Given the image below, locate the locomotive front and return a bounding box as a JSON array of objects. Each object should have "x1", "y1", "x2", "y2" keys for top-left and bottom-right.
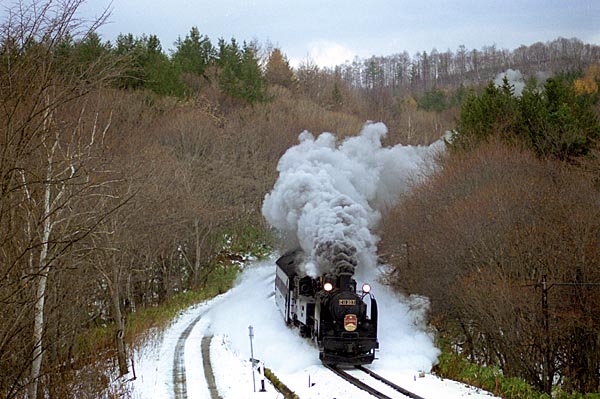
[
  {"x1": 274, "y1": 248, "x2": 379, "y2": 365},
  {"x1": 316, "y1": 272, "x2": 379, "y2": 365}
]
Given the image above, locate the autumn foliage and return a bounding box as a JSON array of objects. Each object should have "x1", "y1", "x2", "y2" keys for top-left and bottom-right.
[{"x1": 380, "y1": 142, "x2": 600, "y2": 393}]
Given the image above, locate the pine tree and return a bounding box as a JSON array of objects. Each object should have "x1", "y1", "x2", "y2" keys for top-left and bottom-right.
[
  {"x1": 531, "y1": 77, "x2": 599, "y2": 159},
  {"x1": 451, "y1": 78, "x2": 519, "y2": 149},
  {"x1": 141, "y1": 35, "x2": 184, "y2": 96},
  {"x1": 452, "y1": 75, "x2": 600, "y2": 160},
  {"x1": 114, "y1": 33, "x2": 146, "y2": 89},
  {"x1": 239, "y1": 41, "x2": 266, "y2": 103},
  {"x1": 216, "y1": 39, "x2": 266, "y2": 103},
  {"x1": 172, "y1": 27, "x2": 215, "y2": 77},
  {"x1": 114, "y1": 34, "x2": 184, "y2": 96}
]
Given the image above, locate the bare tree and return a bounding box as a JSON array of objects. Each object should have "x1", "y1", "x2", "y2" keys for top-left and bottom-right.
[
  {"x1": 0, "y1": 1, "x2": 122, "y2": 397},
  {"x1": 381, "y1": 141, "x2": 600, "y2": 393}
]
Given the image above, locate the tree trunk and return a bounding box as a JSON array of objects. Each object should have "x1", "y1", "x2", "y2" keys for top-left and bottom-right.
[
  {"x1": 29, "y1": 171, "x2": 53, "y2": 399},
  {"x1": 194, "y1": 218, "x2": 202, "y2": 288},
  {"x1": 111, "y1": 263, "x2": 128, "y2": 376},
  {"x1": 29, "y1": 269, "x2": 48, "y2": 399}
]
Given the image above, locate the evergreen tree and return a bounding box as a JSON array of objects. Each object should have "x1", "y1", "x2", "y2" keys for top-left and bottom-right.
[
  {"x1": 216, "y1": 38, "x2": 266, "y2": 103},
  {"x1": 75, "y1": 31, "x2": 111, "y2": 70},
  {"x1": 451, "y1": 77, "x2": 519, "y2": 149},
  {"x1": 452, "y1": 75, "x2": 600, "y2": 160},
  {"x1": 171, "y1": 27, "x2": 215, "y2": 77},
  {"x1": 331, "y1": 80, "x2": 343, "y2": 109},
  {"x1": 114, "y1": 33, "x2": 146, "y2": 89},
  {"x1": 238, "y1": 41, "x2": 266, "y2": 103},
  {"x1": 521, "y1": 77, "x2": 600, "y2": 159},
  {"x1": 418, "y1": 88, "x2": 448, "y2": 112},
  {"x1": 217, "y1": 38, "x2": 242, "y2": 97},
  {"x1": 114, "y1": 34, "x2": 184, "y2": 96},
  {"x1": 141, "y1": 35, "x2": 184, "y2": 96}
]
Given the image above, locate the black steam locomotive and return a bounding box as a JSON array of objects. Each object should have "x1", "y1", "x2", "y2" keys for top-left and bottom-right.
[{"x1": 274, "y1": 249, "x2": 379, "y2": 365}]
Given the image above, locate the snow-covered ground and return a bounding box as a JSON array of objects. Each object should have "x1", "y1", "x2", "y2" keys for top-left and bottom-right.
[{"x1": 121, "y1": 257, "x2": 499, "y2": 399}]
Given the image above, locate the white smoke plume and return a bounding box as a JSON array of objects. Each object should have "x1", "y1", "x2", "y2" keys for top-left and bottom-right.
[
  {"x1": 262, "y1": 122, "x2": 445, "y2": 277},
  {"x1": 494, "y1": 68, "x2": 525, "y2": 96}
]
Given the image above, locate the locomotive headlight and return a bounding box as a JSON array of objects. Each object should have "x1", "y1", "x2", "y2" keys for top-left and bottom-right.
[
  {"x1": 323, "y1": 282, "x2": 334, "y2": 292},
  {"x1": 362, "y1": 283, "x2": 371, "y2": 294}
]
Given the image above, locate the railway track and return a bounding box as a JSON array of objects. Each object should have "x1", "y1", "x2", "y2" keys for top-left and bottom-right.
[
  {"x1": 172, "y1": 308, "x2": 221, "y2": 399},
  {"x1": 323, "y1": 364, "x2": 426, "y2": 399},
  {"x1": 173, "y1": 312, "x2": 204, "y2": 399}
]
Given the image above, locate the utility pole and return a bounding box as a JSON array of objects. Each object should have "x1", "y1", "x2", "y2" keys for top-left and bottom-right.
[
  {"x1": 534, "y1": 275, "x2": 600, "y2": 394},
  {"x1": 540, "y1": 275, "x2": 551, "y2": 394},
  {"x1": 249, "y1": 325, "x2": 256, "y2": 392}
]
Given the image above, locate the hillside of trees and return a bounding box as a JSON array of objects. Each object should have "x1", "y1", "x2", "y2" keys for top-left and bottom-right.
[
  {"x1": 1, "y1": 1, "x2": 599, "y2": 398},
  {"x1": 380, "y1": 66, "x2": 600, "y2": 396}
]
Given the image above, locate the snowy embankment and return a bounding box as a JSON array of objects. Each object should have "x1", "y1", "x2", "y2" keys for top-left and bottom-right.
[{"x1": 121, "y1": 256, "x2": 498, "y2": 399}]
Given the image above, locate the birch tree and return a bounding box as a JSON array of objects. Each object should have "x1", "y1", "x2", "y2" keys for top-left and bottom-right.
[{"x1": 0, "y1": 1, "x2": 120, "y2": 396}]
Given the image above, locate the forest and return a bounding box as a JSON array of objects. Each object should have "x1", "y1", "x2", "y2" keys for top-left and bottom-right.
[{"x1": 0, "y1": 1, "x2": 599, "y2": 398}]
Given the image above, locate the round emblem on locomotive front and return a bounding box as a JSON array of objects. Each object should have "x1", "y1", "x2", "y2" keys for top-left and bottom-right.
[{"x1": 344, "y1": 314, "x2": 358, "y2": 331}]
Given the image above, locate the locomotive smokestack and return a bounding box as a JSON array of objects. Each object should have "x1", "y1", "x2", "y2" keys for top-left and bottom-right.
[{"x1": 338, "y1": 273, "x2": 353, "y2": 292}]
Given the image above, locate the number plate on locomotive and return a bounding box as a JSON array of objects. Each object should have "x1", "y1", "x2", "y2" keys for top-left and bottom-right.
[{"x1": 339, "y1": 299, "x2": 356, "y2": 306}]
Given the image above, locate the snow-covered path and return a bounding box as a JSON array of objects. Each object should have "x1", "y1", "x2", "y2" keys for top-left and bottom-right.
[
  {"x1": 126, "y1": 299, "x2": 218, "y2": 398},
  {"x1": 122, "y1": 257, "x2": 499, "y2": 399}
]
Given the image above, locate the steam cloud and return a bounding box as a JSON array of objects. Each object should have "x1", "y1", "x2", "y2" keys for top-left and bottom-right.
[
  {"x1": 494, "y1": 68, "x2": 551, "y2": 98},
  {"x1": 262, "y1": 122, "x2": 445, "y2": 277},
  {"x1": 494, "y1": 68, "x2": 526, "y2": 96}
]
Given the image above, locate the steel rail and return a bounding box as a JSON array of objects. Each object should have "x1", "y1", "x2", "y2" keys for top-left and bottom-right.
[
  {"x1": 356, "y1": 365, "x2": 426, "y2": 399},
  {"x1": 323, "y1": 363, "x2": 395, "y2": 399}
]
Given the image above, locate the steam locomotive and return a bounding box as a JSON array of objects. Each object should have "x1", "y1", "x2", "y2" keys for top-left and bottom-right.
[{"x1": 274, "y1": 249, "x2": 379, "y2": 365}]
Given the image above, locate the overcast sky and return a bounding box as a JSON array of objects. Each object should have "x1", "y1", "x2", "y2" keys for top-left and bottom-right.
[{"x1": 80, "y1": 0, "x2": 600, "y2": 68}]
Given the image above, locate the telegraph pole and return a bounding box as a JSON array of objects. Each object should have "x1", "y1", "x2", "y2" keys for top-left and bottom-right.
[
  {"x1": 540, "y1": 275, "x2": 551, "y2": 394},
  {"x1": 534, "y1": 275, "x2": 600, "y2": 394},
  {"x1": 249, "y1": 325, "x2": 256, "y2": 392}
]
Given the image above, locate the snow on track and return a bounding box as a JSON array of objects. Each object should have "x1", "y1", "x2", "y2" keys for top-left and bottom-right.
[{"x1": 126, "y1": 296, "x2": 225, "y2": 399}]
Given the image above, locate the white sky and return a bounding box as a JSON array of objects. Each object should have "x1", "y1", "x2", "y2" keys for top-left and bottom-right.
[{"x1": 79, "y1": 0, "x2": 599, "y2": 68}]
